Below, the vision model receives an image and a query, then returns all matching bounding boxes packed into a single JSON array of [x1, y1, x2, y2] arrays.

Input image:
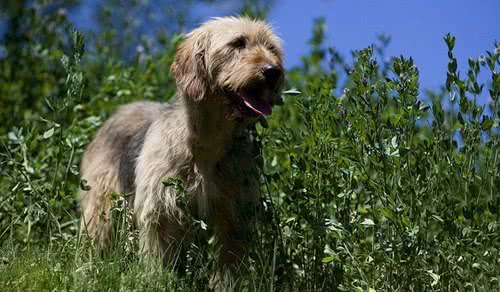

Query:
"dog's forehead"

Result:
[[202, 17, 278, 44]]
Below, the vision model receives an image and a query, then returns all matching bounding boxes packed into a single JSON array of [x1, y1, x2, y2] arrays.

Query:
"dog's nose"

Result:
[[263, 64, 282, 86]]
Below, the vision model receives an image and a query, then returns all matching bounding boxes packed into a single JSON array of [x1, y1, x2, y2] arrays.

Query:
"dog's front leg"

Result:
[[134, 168, 189, 268], [209, 202, 250, 290], [137, 206, 187, 268]]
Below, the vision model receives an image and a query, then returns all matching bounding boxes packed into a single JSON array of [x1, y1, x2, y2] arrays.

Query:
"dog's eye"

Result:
[[230, 37, 246, 49], [267, 44, 279, 55]]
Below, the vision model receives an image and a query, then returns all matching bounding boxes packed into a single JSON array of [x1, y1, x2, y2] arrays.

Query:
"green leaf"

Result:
[[444, 33, 455, 51], [361, 218, 375, 227], [431, 215, 444, 223], [427, 270, 440, 287], [117, 89, 131, 97], [283, 89, 301, 96], [481, 116, 494, 130], [321, 255, 335, 263], [459, 95, 469, 113], [43, 128, 55, 139], [60, 54, 70, 71]]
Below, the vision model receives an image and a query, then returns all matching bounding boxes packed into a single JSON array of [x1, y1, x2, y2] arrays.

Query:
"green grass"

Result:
[[1, 3, 500, 292], [0, 243, 180, 291]]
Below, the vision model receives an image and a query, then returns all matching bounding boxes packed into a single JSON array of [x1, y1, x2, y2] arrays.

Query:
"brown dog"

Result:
[[79, 16, 284, 285]]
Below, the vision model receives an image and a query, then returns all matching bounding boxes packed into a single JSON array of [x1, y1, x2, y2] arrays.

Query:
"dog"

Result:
[[79, 16, 284, 284]]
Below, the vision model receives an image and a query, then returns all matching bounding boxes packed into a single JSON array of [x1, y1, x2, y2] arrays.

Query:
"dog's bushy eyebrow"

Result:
[[254, 30, 281, 46], [228, 35, 247, 47]]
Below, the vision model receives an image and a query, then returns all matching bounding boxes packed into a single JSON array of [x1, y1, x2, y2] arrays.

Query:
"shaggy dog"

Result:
[[79, 16, 284, 283]]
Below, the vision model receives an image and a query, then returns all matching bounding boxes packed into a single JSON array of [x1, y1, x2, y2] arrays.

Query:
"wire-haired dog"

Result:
[[79, 17, 284, 284]]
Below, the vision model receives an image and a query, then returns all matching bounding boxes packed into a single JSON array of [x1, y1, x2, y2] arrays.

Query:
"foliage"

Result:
[[1, 3, 500, 292]]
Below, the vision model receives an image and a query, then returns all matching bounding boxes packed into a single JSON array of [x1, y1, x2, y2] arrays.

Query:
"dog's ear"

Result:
[[171, 30, 211, 101]]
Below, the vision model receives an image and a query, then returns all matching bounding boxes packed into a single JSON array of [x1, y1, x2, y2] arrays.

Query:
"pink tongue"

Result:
[[239, 94, 272, 116]]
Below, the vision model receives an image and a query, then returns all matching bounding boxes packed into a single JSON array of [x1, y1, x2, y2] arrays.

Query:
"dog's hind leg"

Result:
[[79, 101, 162, 248], [79, 167, 119, 248]]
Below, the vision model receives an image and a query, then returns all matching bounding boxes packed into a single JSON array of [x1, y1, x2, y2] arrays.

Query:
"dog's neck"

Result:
[[180, 96, 244, 163]]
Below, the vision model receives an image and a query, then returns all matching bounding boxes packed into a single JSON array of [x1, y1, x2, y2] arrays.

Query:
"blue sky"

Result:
[[267, 0, 499, 93]]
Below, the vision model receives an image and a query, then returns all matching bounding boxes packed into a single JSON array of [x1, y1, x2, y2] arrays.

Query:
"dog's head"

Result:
[[171, 17, 284, 120]]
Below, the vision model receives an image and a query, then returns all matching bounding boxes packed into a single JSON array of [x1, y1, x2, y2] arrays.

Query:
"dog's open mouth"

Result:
[[238, 91, 272, 116], [227, 87, 272, 117]]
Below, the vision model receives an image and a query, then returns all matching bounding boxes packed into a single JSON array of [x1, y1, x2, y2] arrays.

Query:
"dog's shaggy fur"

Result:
[[79, 16, 284, 280]]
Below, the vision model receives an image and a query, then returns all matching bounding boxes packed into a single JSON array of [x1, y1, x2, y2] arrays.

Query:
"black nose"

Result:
[[263, 64, 282, 86]]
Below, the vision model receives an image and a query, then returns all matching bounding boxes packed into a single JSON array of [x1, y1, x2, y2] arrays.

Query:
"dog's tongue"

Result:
[[239, 93, 272, 116]]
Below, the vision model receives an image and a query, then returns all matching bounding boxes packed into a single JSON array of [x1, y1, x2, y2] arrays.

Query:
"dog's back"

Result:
[[79, 101, 165, 245]]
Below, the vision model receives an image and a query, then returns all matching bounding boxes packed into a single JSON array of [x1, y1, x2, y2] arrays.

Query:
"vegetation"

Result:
[[1, 1, 499, 291]]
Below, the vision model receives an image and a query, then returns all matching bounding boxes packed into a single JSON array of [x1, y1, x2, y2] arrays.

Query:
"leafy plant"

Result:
[[1, 3, 500, 292]]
